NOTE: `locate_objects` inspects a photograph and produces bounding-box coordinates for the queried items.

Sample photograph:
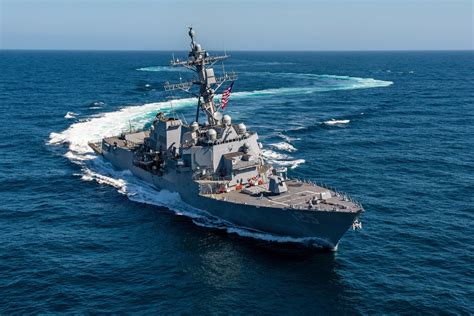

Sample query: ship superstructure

[89,27,363,249]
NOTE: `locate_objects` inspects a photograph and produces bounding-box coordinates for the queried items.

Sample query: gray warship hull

[98,145,361,249]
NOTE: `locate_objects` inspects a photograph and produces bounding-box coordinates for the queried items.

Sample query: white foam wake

[324,119,351,125]
[261,149,305,169]
[89,101,105,109]
[239,72,393,92]
[64,111,77,119]
[276,132,301,142]
[137,66,185,72]
[270,142,297,152]
[136,68,393,94]
[265,142,305,168]
[49,98,196,154]
[224,77,391,99]
[49,72,387,160]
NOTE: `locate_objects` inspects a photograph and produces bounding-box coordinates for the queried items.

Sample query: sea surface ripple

[0,50,472,314]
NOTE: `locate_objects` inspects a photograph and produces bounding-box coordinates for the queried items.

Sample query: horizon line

[1,48,473,53]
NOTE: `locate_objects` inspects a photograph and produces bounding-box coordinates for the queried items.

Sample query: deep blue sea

[0,50,473,314]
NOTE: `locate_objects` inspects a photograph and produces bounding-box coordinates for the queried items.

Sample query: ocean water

[0,50,473,314]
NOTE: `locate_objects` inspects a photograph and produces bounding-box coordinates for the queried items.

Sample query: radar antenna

[164,27,237,125]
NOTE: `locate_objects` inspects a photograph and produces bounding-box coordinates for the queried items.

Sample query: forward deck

[200,179,362,213]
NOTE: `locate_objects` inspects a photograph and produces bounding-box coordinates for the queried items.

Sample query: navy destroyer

[89,27,363,249]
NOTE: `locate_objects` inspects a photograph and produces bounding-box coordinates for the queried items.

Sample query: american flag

[220,81,235,109]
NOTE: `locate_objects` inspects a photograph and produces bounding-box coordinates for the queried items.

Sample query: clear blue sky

[1,0,472,50]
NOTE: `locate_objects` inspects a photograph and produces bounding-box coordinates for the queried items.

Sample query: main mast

[164,27,237,126]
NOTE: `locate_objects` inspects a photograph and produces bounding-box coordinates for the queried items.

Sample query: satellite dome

[207,128,217,141]
[213,111,223,122]
[237,123,247,134]
[223,115,232,126]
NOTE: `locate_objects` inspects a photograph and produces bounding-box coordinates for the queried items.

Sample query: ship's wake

[48,76,390,247]
[138,67,393,94]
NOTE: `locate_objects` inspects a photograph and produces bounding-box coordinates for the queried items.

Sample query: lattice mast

[164,27,237,125]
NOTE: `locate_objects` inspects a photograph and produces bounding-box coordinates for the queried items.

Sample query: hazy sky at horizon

[1,0,473,51]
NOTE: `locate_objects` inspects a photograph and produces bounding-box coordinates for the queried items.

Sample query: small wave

[324,119,350,126]
[261,149,304,169]
[250,61,296,66]
[64,111,77,119]
[137,66,185,72]
[270,142,297,152]
[89,101,105,109]
[229,60,296,67]
[135,83,156,92]
[276,132,301,142]
[277,159,306,169]
[260,149,289,161]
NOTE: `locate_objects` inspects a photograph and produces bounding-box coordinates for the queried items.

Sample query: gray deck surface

[103,131,149,148]
[89,131,149,155]
[201,179,361,212]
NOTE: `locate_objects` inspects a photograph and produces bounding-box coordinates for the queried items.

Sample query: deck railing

[292,178,363,209]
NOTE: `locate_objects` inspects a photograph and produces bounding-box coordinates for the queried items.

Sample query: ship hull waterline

[101,147,361,250]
